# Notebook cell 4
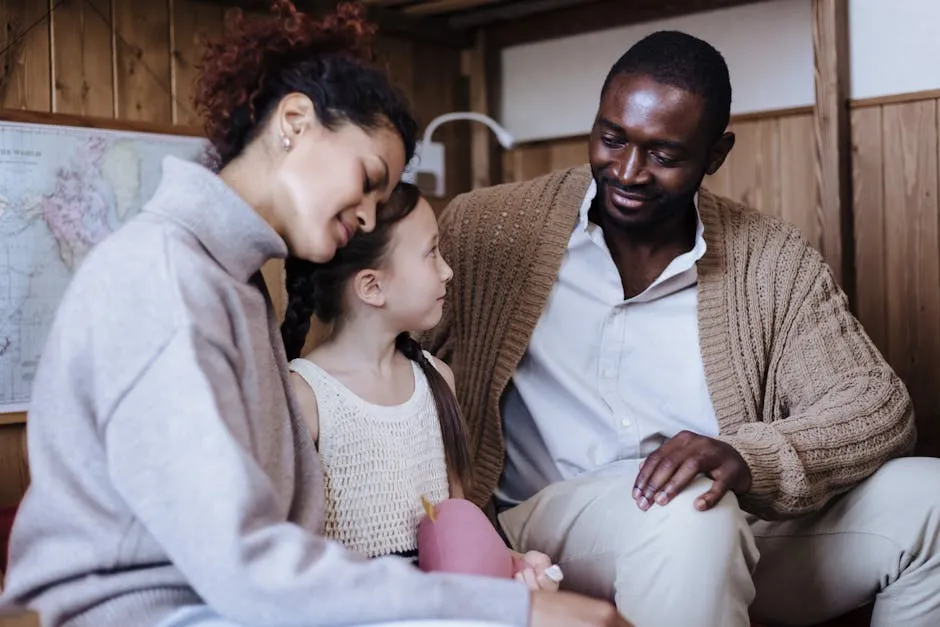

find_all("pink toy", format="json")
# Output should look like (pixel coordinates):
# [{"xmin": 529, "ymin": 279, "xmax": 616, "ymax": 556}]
[{"xmin": 417, "ymin": 497, "xmax": 515, "ymax": 579}]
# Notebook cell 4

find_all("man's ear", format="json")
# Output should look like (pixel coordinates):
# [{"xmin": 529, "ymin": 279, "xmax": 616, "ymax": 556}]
[
  {"xmin": 705, "ymin": 131, "xmax": 735, "ymax": 176},
  {"xmin": 352, "ymin": 269, "xmax": 386, "ymax": 308}
]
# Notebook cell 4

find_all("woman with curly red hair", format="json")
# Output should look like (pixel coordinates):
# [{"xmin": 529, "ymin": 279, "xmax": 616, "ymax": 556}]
[{"xmin": 0, "ymin": 1, "xmax": 629, "ymax": 626}]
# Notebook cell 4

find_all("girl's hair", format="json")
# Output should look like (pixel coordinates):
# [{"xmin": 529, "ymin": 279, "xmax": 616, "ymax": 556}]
[
  {"xmin": 193, "ymin": 0, "xmax": 418, "ymax": 169},
  {"xmin": 280, "ymin": 183, "xmax": 472, "ymax": 490}
]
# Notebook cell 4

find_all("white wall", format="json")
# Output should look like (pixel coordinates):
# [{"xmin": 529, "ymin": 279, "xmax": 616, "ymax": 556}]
[
  {"xmin": 849, "ymin": 0, "xmax": 940, "ymax": 100},
  {"xmin": 499, "ymin": 0, "xmax": 940, "ymax": 144},
  {"xmin": 500, "ymin": 0, "xmax": 815, "ymax": 143}
]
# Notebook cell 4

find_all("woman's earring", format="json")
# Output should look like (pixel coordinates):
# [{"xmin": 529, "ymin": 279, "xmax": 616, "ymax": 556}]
[{"xmin": 281, "ymin": 133, "xmax": 292, "ymax": 152}]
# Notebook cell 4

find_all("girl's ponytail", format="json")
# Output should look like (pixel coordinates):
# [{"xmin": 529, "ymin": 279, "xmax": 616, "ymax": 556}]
[{"xmin": 395, "ymin": 332, "xmax": 471, "ymax": 492}]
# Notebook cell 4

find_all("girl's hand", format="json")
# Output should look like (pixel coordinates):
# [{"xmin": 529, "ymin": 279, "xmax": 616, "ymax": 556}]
[{"xmin": 512, "ymin": 550, "xmax": 562, "ymax": 592}]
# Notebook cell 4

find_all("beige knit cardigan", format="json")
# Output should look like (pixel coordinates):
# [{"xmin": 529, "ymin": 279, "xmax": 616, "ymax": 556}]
[{"xmin": 423, "ymin": 165, "xmax": 915, "ymax": 519}]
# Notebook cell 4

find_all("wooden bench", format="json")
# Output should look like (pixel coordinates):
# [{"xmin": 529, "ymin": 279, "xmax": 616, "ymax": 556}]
[{"xmin": 0, "ymin": 612, "xmax": 38, "ymax": 627}]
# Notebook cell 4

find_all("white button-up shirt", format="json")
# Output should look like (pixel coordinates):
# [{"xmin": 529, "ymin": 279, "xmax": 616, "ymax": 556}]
[{"xmin": 496, "ymin": 181, "xmax": 719, "ymax": 507}]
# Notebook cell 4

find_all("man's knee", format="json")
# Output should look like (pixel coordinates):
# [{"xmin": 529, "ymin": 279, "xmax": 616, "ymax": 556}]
[
  {"xmin": 863, "ymin": 456, "xmax": 940, "ymax": 508},
  {"xmin": 607, "ymin": 476, "xmax": 757, "ymax": 614},
  {"xmin": 663, "ymin": 476, "xmax": 746, "ymax": 529},
  {"xmin": 643, "ymin": 476, "xmax": 757, "ymax": 569},
  {"xmin": 850, "ymin": 457, "xmax": 940, "ymax": 554}
]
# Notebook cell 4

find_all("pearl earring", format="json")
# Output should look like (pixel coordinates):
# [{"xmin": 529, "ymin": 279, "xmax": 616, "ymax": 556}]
[{"xmin": 281, "ymin": 133, "xmax": 292, "ymax": 151}]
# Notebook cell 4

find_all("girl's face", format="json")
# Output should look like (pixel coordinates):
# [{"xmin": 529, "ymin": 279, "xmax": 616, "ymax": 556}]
[
  {"xmin": 373, "ymin": 199, "xmax": 453, "ymax": 332},
  {"xmin": 270, "ymin": 95, "xmax": 407, "ymax": 264}
]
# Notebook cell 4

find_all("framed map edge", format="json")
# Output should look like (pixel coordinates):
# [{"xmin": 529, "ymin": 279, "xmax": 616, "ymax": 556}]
[
  {"xmin": 0, "ymin": 109, "xmax": 207, "ymax": 422},
  {"xmin": 0, "ymin": 109, "xmax": 204, "ymax": 139}
]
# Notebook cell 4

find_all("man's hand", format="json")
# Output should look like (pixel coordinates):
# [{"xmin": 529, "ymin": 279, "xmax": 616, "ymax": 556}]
[
  {"xmin": 632, "ymin": 431, "xmax": 752, "ymax": 511},
  {"xmin": 530, "ymin": 590, "xmax": 633, "ymax": 627}
]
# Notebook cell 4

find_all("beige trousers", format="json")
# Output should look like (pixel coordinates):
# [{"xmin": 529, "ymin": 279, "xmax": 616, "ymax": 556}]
[{"xmin": 498, "ymin": 457, "xmax": 940, "ymax": 627}]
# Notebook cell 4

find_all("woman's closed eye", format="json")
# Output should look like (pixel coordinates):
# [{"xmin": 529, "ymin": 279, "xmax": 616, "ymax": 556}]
[{"xmin": 361, "ymin": 163, "xmax": 380, "ymax": 194}]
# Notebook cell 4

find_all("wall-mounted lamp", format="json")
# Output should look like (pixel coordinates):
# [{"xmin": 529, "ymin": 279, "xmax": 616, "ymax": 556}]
[{"xmin": 402, "ymin": 112, "xmax": 515, "ymax": 197}]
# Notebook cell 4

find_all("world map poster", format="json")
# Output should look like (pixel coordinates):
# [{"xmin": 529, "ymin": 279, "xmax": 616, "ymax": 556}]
[{"xmin": 0, "ymin": 118, "xmax": 207, "ymax": 412}]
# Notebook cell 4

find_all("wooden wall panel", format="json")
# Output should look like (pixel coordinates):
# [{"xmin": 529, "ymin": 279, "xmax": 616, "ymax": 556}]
[
  {"xmin": 463, "ymin": 31, "xmax": 492, "ymax": 190},
  {"xmin": 52, "ymin": 0, "xmax": 114, "ymax": 117},
  {"xmin": 172, "ymin": 0, "xmax": 223, "ymax": 126},
  {"xmin": 0, "ymin": 0, "xmax": 52, "ymax": 111},
  {"xmin": 724, "ymin": 118, "xmax": 783, "ymax": 218},
  {"xmin": 812, "ymin": 0, "xmax": 852, "ymax": 291},
  {"xmin": 113, "ymin": 0, "xmax": 172, "ymax": 123},
  {"xmin": 502, "ymin": 135, "xmax": 586, "ymax": 184},
  {"xmin": 778, "ymin": 114, "xmax": 819, "ymax": 250},
  {"xmin": 710, "ymin": 113, "xmax": 820, "ymax": 247},
  {"xmin": 376, "ymin": 36, "xmax": 416, "ymax": 103},
  {"xmin": 376, "ymin": 36, "xmax": 473, "ymax": 213},
  {"xmin": 410, "ymin": 40, "xmax": 470, "ymax": 213},
  {"xmin": 870, "ymin": 99, "xmax": 940, "ymax": 455},
  {"xmin": 851, "ymin": 107, "xmax": 886, "ymax": 362},
  {"xmin": 0, "ymin": 426, "xmax": 28, "ymax": 508}
]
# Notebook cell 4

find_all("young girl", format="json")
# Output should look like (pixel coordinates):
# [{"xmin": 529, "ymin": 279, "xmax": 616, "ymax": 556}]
[
  {"xmin": 281, "ymin": 183, "xmax": 559, "ymax": 592},
  {"xmin": 0, "ymin": 3, "xmax": 631, "ymax": 627}
]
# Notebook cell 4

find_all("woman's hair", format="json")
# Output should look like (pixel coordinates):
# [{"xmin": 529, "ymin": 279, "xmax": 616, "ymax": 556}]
[
  {"xmin": 281, "ymin": 182, "xmax": 472, "ymax": 490},
  {"xmin": 193, "ymin": 0, "xmax": 418, "ymax": 169}
]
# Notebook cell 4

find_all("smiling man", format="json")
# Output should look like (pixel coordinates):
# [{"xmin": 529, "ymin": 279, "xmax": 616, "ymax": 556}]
[{"xmin": 425, "ymin": 31, "xmax": 940, "ymax": 627}]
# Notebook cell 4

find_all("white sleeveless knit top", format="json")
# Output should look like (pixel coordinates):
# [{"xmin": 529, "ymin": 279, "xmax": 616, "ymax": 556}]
[{"xmin": 289, "ymin": 353, "xmax": 450, "ymax": 559}]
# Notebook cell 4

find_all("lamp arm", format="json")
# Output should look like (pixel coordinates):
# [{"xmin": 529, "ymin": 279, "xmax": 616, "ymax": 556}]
[{"xmin": 421, "ymin": 112, "xmax": 515, "ymax": 149}]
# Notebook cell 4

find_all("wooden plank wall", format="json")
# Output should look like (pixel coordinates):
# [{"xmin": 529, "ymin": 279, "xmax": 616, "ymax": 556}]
[
  {"xmin": 707, "ymin": 109, "xmax": 820, "ymax": 250},
  {"xmin": 0, "ymin": 0, "xmax": 471, "ymax": 508},
  {"xmin": 852, "ymin": 94, "xmax": 940, "ymax": 457},
  {"xmin": 502, "ymin": 135, "xmax": 587, "ymax": 184},
  {"xmin": 500, "ymin": 100, "xmax": 940, "ymax": 458}
]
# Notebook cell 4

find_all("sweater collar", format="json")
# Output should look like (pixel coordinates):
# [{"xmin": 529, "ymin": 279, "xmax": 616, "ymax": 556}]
[
  {"xmin": 145, "ymin": 156, "xmax": 287, "ymax": 283},
  {"xmin": 694, "ymin": 187, "xmax": 728, "ymax": 276}
]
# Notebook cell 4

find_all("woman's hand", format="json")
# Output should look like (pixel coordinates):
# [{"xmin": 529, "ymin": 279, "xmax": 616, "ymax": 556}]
[{"xmin": 530, "ymin": 591, "xmax": 633, "ymax": 627}]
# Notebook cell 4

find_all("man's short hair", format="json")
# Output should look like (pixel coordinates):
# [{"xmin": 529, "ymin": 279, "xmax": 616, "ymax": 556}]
[{"xmin": 602, "ymin": 31, "xmax": 732, "ymax": 141}]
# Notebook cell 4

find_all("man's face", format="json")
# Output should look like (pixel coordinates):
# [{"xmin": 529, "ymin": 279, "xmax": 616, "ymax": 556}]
[{"xmin": 588, "ymin": 73, "xmax": 732, "ymax": 230}]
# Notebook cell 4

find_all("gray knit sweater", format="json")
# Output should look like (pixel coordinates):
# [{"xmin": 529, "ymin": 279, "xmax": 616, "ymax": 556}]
[{"xmin": 0, "ymin": 157, "xmax": 530, "ymax": 627}]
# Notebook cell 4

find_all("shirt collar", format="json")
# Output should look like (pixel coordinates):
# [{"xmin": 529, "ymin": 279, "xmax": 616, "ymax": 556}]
[
  {"xmin": 144, "ymin": 156, "xmax": 287, "ymax": 283},
  {"xmin": 576, "ymin": 178, "xmax": 707, "ymax": 264}
]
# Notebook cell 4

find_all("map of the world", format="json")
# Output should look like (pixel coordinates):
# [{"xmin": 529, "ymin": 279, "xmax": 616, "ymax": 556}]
[{"xmin": 0, "ymin": 119, "xmax": 207, "ymax": 412}]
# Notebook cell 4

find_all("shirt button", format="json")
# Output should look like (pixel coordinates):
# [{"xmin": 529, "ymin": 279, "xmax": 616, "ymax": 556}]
[
  {"xmin": 621, "ymin": 418, "xmax": 631, "ymax": 427},
  {"xmin": 603, "ymin": 369, "xmax": 616, "ymax": 379}
]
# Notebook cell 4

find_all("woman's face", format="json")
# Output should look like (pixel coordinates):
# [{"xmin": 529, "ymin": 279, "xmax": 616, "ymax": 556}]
[{"xmin": 270, "ymin": 95, "xmax": 407, "ymax": 263}]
